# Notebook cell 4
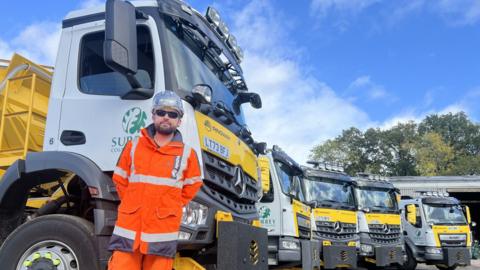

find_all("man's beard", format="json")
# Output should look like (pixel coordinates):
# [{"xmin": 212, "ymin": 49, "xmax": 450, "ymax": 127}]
[{"xmin": 155, "ymin": 122, "xmax": 176, "ymax": 135}]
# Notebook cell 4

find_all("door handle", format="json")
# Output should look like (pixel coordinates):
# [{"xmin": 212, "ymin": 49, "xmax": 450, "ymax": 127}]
[{"xmin": 60, "ymin": 130, "xmax": 86, "ymax": 145}]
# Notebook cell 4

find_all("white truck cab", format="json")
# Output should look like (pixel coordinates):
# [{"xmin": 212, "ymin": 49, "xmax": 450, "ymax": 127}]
[
  {"xmin": 302, "ymin": 162, "xmax": 358, "ymax": 269},
  {"xmin": 353, "ymin": 173, "xmax": 405, "ymax": 268},
  {"xmin": 0, "ymin": 1, "xmax": 268, "ymax": 269},
  {"xmin": 257, "ymin": 145, "xmax": 320, "ymax": 269},
  {"xmin": 400, "ymin": 192, "xmax": 473, "ymax": 270}
]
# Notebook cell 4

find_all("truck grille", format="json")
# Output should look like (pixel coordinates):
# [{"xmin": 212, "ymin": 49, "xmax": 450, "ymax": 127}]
[
  {"xmin": 440, "ymin": 234, "xmax": 467, "ymax": 247},
  {"xmin": 314, "ymin": 221, "xmax": 356, "ymax": 240},
  {"xmin": 202, "ymin": 151, "xmax": 259, "ymax": 203},
  {"xmin": 368, "ymin": 224, "xmax": 401, "ymax": 244}
]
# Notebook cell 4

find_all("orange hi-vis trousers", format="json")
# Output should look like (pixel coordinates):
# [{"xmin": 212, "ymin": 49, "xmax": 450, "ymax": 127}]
[{"xmin": 108, "ymin": 250, "xmax": 174, "ymax": 270}]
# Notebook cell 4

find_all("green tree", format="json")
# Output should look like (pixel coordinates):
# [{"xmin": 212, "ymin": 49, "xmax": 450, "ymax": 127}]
[
  {"xmin": 310, "ymin": 112, "xmax": 480, "ymax": 176},
  {"xmin": 310, "ymin": 127, "xmax": 368, "ymax": 175},
  {"xmin": 403, "ymin": 132, "xmax": 454, "ymax": 176}
]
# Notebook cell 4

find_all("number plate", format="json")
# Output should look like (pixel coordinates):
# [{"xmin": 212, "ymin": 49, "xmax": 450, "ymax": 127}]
[{"xmin": 204, "ymin": 136, "xmax": 230, "ymax": 159}]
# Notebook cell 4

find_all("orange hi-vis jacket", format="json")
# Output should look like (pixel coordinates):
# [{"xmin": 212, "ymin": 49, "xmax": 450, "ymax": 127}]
[{"xmin": 108, "ymin": 124, "xmax": 202, "ymax": 257}]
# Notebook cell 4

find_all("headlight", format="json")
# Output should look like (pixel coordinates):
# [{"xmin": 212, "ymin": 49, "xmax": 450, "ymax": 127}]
[
  {"xmin": 361, "ymin": 244, "xmax": 373, "ymax": 253},
  {"xmin": 178, "ymin": 231, "xmax": 192, "ymax": 240},
  {"xmin": 281, "ymin": 240, "xmax": 300, "ymax": 250},
  {"xmin": 256, "ymin": 166, "xmax": 263, "ymax": 201},
  {"xmin": 181, "ymin": 201, "xmax": 208, "ymax": 226},
  {"xmin": 425, "ymin": 247, "xmax": 442, "ymax": 254}
]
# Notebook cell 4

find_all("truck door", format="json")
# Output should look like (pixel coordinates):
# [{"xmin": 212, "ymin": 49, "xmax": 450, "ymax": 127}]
[
  {"xmin": 404, "ymin": 204, "xmax": 426, "ymax": 246},
  {"xmin": 58, "ymin": 17, "xmax": 164, "ymax": 170}
]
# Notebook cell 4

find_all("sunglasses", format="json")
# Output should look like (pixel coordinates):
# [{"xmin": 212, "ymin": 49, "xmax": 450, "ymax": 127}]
[{"xmin": 154, "ymin": 109, "xmax": 180, "ymax": 119}]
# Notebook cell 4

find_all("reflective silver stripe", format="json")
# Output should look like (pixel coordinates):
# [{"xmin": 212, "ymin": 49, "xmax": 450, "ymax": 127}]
[
  {"xmin": 176, "ymin": 146, "xmax": 191, "ymax": 180},
  {"xmin": 183, "ymin": 177, "xmax": 203, "ymax": 186},
  {"xmin": 129, "ymin": 174, "xmax": 183, "ymax": 188},
  {"xmin": 130, "ymin": 138, "xmax": 139, "ymax": 174},
  {"xmin": 171, "ymin": 156, "xmax": 181, "ymax": 179},
  {"xmin": 114, "ymin": 166, "xmax": 128, "ymax": 178},
  {"xmin": 113, "ymin": 226, "xmax": 136, "ymax": 240},
  {"xmin": 141, "ymin": 232, "xmax": 179, "ymax": 243}
]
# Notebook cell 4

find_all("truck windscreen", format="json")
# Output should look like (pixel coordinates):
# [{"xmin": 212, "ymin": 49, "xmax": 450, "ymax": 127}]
[
  {"xmin": 304, "ymin": 177, "xmax": 355, "ymax": 208},
  {"xmin": 423, "ymin": 204, "xmax": 467, "ymax": 225},
  {"xmin": 161, "ymin": 15, "xmax": 246, "ymax": 127},
  {"xmin": 355, "ymin": 187, "xmax": 397, "ymax": 212}
]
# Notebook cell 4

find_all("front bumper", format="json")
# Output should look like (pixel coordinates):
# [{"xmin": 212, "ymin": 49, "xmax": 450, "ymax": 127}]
[
  {"xmin": 359, "ymin": 233, "xmax": 405, "ymax": 266},
  {"xmin": 323, "ymin": 244, "xmax": 357, "ymax": 269},
  {"xmin": 217, "ymin": 221, "xmax": 268, "ymax": 270},
  {"xmin": 424, "ymin": 247, "xmax": 471, "ymax": 267},
  {"xmin": 270, "ymin": 237, "xmax": 321, "ymax": 269}
]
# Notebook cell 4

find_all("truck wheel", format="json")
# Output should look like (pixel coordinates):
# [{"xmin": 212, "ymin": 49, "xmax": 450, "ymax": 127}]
[
  {"xmin": 0, "ymin": 214, "xmax": 100, "ymax": 270},
  {"xmin": 404, "ymin": 247, "xmax": 417, "ymax": 270}
]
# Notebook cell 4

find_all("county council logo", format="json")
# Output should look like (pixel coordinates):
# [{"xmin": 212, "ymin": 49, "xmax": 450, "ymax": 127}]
[{"xmin": 122, "ymin": 107, "xmax": 147, "ymax": 134}]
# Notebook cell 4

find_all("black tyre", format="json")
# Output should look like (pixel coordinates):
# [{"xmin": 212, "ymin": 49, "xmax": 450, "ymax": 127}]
[
  {"xmin": 404, "ymin": 247, "xmax": 417, "ymax": 270},
  {"xmin": 0, "ymin": 214, "xmax": 100, "ymax": 270}
]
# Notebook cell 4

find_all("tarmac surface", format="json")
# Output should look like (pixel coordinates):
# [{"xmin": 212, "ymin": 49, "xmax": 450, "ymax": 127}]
[{"xmin": 355, "ymin": 259, "xmax": 480, "ymax": 269}]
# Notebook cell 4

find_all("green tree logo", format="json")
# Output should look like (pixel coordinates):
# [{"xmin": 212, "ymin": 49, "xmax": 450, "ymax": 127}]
[
  {"xmin": 204, "ymin": 120, "xmax": 212, "ymax": 132},
  {"xmin": 122, "ymin": 107, "xmax": 147, "ymax": 134},
  {"xmin": 258, "ymin": 206, "xmax": 271, "ymax": 219}
]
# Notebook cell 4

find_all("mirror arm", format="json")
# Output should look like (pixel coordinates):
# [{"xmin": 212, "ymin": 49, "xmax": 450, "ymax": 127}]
[{"xmin": 126, "ymin": 73, "xmax": 142, "ymax": 89}]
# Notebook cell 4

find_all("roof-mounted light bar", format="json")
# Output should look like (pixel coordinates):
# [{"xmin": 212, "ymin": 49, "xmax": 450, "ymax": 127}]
[
  {"xmin": 418, "ymin": 191, "xmax": 450, "ymax": 197},
  {"xmin": 356, "ymin": 172, "xmax": 389, "ymax": 182},
  {"xmin": 307, "ymin": 161, "xmax": 345, "ymax": 172},
  {"xmin": 205, "ymin": 6, "xmax": 244, "ymax": 63}
]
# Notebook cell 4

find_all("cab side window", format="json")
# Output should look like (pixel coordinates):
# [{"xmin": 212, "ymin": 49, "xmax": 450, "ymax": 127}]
[
  {"xmin": 404, "ymin": 204, "xmax": 422, "ymax": 227},
  {"xmin": 78, "ymin": 26, "xmax": 154, "ymax": 95}
]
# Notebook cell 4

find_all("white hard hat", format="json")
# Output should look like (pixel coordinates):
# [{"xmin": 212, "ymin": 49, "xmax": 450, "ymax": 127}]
[{"xmin": 152, "ymin": 90, "xmax": 184, "ymax": 116}]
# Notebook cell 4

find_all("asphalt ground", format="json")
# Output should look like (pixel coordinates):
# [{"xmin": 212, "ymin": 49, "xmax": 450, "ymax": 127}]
[{"xmin": 354, "ymin": 259, "xmax": 480, "ymax": 269}]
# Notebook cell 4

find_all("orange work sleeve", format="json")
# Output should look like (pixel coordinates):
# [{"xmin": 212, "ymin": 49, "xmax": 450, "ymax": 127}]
[
  {"xmin": 181, "ymin": 148, "xmax": 203, "ymax": 206},
  {"xmin": 112, "ymin": 140, "xmax": 132, "ymax": 200}
]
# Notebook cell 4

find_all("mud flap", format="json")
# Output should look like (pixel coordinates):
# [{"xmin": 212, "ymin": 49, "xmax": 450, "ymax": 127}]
[
  {"xmin": 375, "ymin": 246, "xmax": 403, "ymax": 267},
  {"xmin": 444, "ymin": 247, "xmax": 470, "ymax": 267},
  {"xmin": 323, "ymin": 245, "xmax": 357, "ymax": 269},
  {"xmin": 217, "ymin": 221, "xmax": 268, "ymax": 270},
  {"xmin": 301, "ymin": 239, "xmax": 321, "ymax": 270}
]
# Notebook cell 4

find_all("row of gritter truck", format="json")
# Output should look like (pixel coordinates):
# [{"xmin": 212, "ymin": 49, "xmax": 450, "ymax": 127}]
[
  {"xmin": 0, "ymin": 0, "xmax": 475, "ymax": 269},
  {"xmin": 258, "ymin": 146, "xmax": 474, "ymax": 270}
]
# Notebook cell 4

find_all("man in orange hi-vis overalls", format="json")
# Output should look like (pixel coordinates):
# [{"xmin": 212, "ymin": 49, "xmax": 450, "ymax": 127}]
[{"xmin": 108, "ymin": 91, "xmax": 202, "ymax": 270}]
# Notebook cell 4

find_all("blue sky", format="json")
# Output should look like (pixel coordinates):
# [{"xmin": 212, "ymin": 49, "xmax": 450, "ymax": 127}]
[{"xmin": 1, "ymin": 0, "xmax": 479, "ymax": 162}]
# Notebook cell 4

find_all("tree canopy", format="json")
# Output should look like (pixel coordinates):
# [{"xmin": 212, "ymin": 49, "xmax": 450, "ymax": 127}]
[{"xmin": 310, "ymin": 112, "xmax": 480, "ymax": 176}]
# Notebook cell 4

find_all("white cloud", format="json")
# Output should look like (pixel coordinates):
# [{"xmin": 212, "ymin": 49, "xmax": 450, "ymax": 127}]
[
  {"xmin": 350, "ymin": 75, "xmax": 371, "ymax": 88},
  {"xmin": 231, "ymin": 0, "xmax": 373, "ymax": 163},
  {"xmin": 379, "ymin": 103, "xmax": 470, "ymax": 130},
  {"xmin": 310, "ymin": 0, "xmax": 379, "ymax": 17},
  {"xmin": 311, "ymin": 0, "xmax": 480, "ymax": 28},
  {"xmin": 348, "ymin": 75, "xmax": 389, "ymax": 100},
  {"xmin": 0, "ymin": 22, "xmax": 61, "ymax": 65},
  {"xmin": 0, "ymin": 40, "xmax": 14, "ymax": 61},
  {"xmin": 435, "ymin": 0, "xmax": 480, "ymax": 25}
]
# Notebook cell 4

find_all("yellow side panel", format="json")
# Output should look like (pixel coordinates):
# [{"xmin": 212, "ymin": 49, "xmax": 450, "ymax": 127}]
[
  {"xmin": 432, "ymin": 225, "xmax": 471, "ymax": 247},
  {"xmin": 173, "ymin": 255, "xmax": 205, "ymax": 270},
  {"xmin": 313, "ymin": 208, "xmax": 357, "ymax": 224},
  {"xmin": 293, "ymin": 199, "xmax": 311, "ymax": 217},
  {"xmin": 292, "ymin": 199, "xmax": 311, "ymax": 237},
  {"xmin": 365, "ymin": 213, "xmax": 401, "ymax": 225},
  {"xmin": 0, "ymin": 53, "xmax": 52, "ymax": 171},
  {"xmin": 195, "ymin": 111, "xmax": 258, "ymax": 180}
]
